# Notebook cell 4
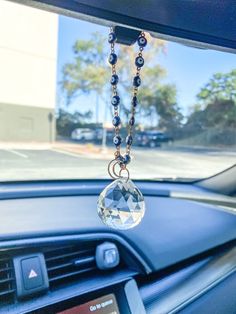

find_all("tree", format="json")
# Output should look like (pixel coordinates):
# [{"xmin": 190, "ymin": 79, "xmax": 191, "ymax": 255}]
[
  {"xmin": 108, "ymin": 35, "xmax": 183, "ymax": 131},
  {"xmin": 184, "ymin": 70, "xmax": 236, "ymax": 145},
  {"xmin": 197, "ymin": 69, "xmax": 236, "ymax": 105},
  {"xmin": 56, "ymin": 109, "xmax": 92, "ymax": 137},
  {"xmin": 61, "ymin": 32, "xmax": 109, "ymax": 124},
  {"xmin": 139, "ymin": 83, "xmax": 183, "ymax": 132},
  {"xmin": 62, "ymin": 32, "xmax": 109, "ymax": 103},
  {"xmin": 61, "ymin": 32, "xmax": 182, "ymax": 131},
  {"xmin": 190, "ymin": 70, "xmax": 236, "ymax": 128}
]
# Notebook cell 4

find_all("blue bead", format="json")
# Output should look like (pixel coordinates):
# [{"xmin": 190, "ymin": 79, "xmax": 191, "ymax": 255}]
[
  {"xmin": 111, "ymin": 74, "xmax": 119, "ymax": 85},
  {"xmin": 108, "ymin": 32, "xmax": 116, "ymax": 44},
  {"xmin": 117, "ymin": 155, "xmax": 125, "ymax": 165},
  {"xmin": 133, "ymin": 76, "xmax": 141, "ymax": 87},
  {"xmin": 111, "ymin": 95, "xmax": 120, "ymax": 106},
  {"xmin": 132, "ymin": 96, "xmax": 138, "ymax": 107},
  {"xmin": 126, "ymin": 135, "xmax": 133, "ymax": 145},
  {"xmin": 135, "ymin": 56, "xmax": 144, "ymax": 67},
  {"xmin": 108, "ymin": 53, "xmax": 117, "ymax": 65},
  {"xmin": 113, "ymin": 135, "xmax": 122, "ymax": 146},
  {"xmin": 129, "ymin": 117, "xmax": 135, "ymax": 125},
  {"xmin": 123, "ymin": 154, "xmax": 131, "ymax": 165},
  {"xmin": 137, "ymin": 36, "xmax": 147, "ymax": 47},
  {"xmin": 112, "ymin": 116, "xmax": 121, "ymax": 127}
]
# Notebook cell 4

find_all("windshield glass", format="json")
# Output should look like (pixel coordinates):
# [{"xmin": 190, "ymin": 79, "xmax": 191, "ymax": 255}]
[{"xmin": 0, "ymin": 1, "xmax": 235, "ymax": 182}]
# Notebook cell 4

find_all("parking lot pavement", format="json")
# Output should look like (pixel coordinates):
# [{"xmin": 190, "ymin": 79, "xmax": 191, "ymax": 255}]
[{"xmin": 0, "ymin": 145, "xmax": 235, "ymax": 181}]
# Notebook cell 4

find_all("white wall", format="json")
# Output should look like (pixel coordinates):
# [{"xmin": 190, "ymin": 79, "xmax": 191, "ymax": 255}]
[{"xmin": 0, "ymin": 0, "xmax": 58, "ymax": 109}]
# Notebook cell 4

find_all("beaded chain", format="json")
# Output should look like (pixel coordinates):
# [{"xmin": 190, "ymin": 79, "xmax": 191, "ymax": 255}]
[{"xmin": 107, "ymin": 27, "xmax": 147, "ymax": 178}]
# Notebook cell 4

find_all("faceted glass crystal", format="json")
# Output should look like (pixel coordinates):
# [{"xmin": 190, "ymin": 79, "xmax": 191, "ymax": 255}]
[{"xmin": 97, "ymin": 178, "xmax": 145, "ymax": 230}]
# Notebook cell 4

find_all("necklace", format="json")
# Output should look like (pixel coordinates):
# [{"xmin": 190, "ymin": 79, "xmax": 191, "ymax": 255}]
[{"xmin": 97, "ymin": 28, "xmax": 147, "ymax": 230}]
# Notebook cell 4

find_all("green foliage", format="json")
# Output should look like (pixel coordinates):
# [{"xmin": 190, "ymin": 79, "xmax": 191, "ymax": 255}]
[
  {"xmin": 56, "ymin": 109, "xmax": 92, "ymax": 137},
  {"xmin": 188, "ymin": 70, "xmax": 236, "ymax": 129},
  {"xmin": 184, "ymin": 70, "xmax": 236, "ymax": 145},
  {"xmin": 143, "ymin": 84, "xmax": 183, "ymax": 131},
  {"xmin": 61, "ymin": 32, "xmax": 109, "ymax": 104},
  {"xmin": 61, "ymin": 32, "xmax": 182, "ymax": 132},
  {"xmin": 197, "ymin": 69, "xmax": 236, "ymax": 105},
  {"xmin": 186, "ymin": 99, "xmax": 236, "ymax": 130},
  {"xmin": 114, "ymin": 37, "xmax": 182, "ymax": 131}
]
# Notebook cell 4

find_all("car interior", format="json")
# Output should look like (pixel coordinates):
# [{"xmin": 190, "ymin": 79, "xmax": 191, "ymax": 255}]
[{"xmin": 0, "ymin": 1, "xmax": 236, "ymax": 314}]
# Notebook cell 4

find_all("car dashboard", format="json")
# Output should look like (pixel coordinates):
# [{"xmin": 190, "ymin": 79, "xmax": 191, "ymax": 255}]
[{"xmin": 0, "ymin": 180, "xmax": 235, "ymax": 314}]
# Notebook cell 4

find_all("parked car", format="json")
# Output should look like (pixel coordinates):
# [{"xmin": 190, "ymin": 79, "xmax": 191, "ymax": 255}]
[
  {"xmin": 136, "ymin": 131, "xmax": 173, "ymax": 147},
  {"xmin": 71, "ymin": 128, "xmax": 95, "ymax": 141},
  {"xmin": 2, "ymin": 2, "xmax": 236, "ymax": 314}
]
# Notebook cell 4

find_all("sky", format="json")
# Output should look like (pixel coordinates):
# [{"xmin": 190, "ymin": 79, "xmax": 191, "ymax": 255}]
[{"xmin": 57, "ymin": 15, "xmax": 236, "ymax": 122}]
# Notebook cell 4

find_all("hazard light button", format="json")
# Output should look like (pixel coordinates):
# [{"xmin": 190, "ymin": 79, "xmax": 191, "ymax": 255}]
[
  {"xmin": 13, "ymin": 254, "xmax": 49, "ymax": 299},
  {"xmin": 22, "ymin": 256, "xmax": 44, "ymax": 290}
]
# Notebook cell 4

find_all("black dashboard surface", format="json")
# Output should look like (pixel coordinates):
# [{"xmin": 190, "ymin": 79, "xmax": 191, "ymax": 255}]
[{"xmin": 0, "ymin": 181, "xmax": 235, "ymax": 272}]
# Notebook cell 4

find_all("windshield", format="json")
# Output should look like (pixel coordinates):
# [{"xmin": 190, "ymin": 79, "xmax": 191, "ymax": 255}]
[{"xmin": 0, "ymin": 1, "xmax": 235, "ymax": 182}]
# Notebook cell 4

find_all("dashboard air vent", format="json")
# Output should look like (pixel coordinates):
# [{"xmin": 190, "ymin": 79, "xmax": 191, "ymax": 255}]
[
  {"xmin": 44, "ymin": 244, "xmax": 98, "ymax": 289},
  {"xmin": 0, "ymin": 254, "xmax": 16, "ymax": 305}
]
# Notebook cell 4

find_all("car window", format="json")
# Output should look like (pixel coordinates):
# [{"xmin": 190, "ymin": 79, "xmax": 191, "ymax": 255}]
[{"xmin": 0, "ymin": 0, "xmax": 235, "ymax": 181}]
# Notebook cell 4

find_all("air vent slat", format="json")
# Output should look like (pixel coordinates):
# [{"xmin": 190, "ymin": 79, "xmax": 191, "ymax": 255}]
[
  {"xmin": 48, "ymin": 266, "xmax": 97, "ymax": 283},
  {"xmin": 0, "ymin": 255, "xmax": 16, "ymax": 306},
  {"xmin": 0, "ymin": 241, "xmax": 124, "ymax": 305},
  {"xmin": 45, "ymin": 249, "xmax": 93, "ymax": 262},
  {"xmin": 74, "ymin": 256, "xmax": 95, "ymax": 266},
  {"xmin": 0, "ymin": 266, "xmax": 13, "ymax": 272},
  {"xmin": 44, "ymin": 244, "xmax": 101, "ymax": 289},
  {"xmin": 0, "ymin": 277, "xmax": 14, "ymax": 284},
  {"xmin": 47, "ymin": 256, "xmax": 95, "ymax": 272},
  {"xmin": 0, "ymin": 289, "xmax": 15, "ymax": 297},
  {"xmin": 0, "ymin": 257, "xmax": 10, "ymax": 263},
  {"xmin": 47, "ymin": 261, "xmax": 74, "ymax": 272}
]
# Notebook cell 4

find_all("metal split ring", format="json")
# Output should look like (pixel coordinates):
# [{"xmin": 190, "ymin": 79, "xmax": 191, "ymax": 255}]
[
  {"xmin": 108, "ymin": 159, "xmax": 130, "ymax": 181},
  {"xmin": 108, "ymin": 159, "xmax": 122, "ymax": 179},
  {"xmin": 107, "ymin": 159, "xmax": 119, "ymax": 179},
  {"xmin": 119, "ymin": 167, "xmax": 130, "ymax": 182}
]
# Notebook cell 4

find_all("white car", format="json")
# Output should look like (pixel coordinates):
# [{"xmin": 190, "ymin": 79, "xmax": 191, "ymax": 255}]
[{"xmin": 71, "ymin": 128, "xmax": 95, "ymax": 141}]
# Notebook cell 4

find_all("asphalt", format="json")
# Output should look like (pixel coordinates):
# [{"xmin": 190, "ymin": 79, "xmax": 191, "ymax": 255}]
[{"xmin": 0, "ymin": 145, "xmax": 235, "ymax": 181}]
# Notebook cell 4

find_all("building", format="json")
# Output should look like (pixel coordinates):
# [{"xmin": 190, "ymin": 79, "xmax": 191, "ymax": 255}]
[{"xmin": 0, "ymin": 1, "xmax": 58, "ymax": 142}]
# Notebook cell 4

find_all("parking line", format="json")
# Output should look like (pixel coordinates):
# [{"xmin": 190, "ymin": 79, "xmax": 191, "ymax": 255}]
[
  {"xmin": 6, "ymin": 149, "xmax": 28, "ymax": 159},
  {"xmin": 52, "ymin": 148, "xmax": 82, "ymax": 158}
]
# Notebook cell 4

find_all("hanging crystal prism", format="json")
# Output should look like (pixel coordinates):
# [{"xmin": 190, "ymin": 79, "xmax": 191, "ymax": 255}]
[{"xmin": 97, "ymin": 178, "xmax": 145, "ymax": 230}]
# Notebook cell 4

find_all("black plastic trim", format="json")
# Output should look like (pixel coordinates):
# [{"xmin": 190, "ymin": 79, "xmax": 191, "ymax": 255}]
[
  {"xmin": 8, "ymin": 0, "xmax": 236, "ymax": 52},
  {"xmin": 13, "ymin": 253, "xmax": 49, "ymax": 299},
  {"xmin": 0, "ymin": 233, "xmax": 152, "ymax": 274},
  {"xmin": 0, "ymin": 271, "xmax": 136, "ymax": 314},
  {"xmin": 0, "ymin": 179, "xmax": 170, "ymax": 200},
  {"xmin": 196, "ymin": 164, "xmax": 236, "ymax": 196},
  {"xmin": 140, "ymin": 246, "xmax": 236, "ymax": 313},
  {"xmin": 0, "ymin": 179, "xmax": 235, "ymax": 211}
]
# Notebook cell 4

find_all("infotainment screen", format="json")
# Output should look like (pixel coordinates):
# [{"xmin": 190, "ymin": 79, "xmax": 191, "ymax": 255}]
[{"xmin": 57, "ymin": 294, "xmax": 120, "ymax": 314}]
